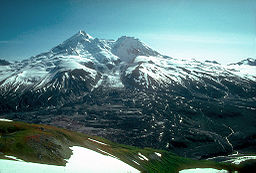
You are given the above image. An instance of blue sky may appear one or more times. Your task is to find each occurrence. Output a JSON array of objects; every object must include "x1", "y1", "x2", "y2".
[{"x1": 0, "y1": 0, "x2": 255, "y2": 64}]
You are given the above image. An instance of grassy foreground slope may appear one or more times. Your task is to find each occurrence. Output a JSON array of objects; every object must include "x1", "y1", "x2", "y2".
[{"x1": 0, "y1": 120, "x2": 244, "y2": 172}]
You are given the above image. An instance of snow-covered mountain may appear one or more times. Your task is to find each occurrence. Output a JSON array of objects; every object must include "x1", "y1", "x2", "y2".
[
  {"x1": 0, "y1": 59, "x2": 11, "y2": 66},
  {"x1": 1, "y1": 31, "x2": 256, "y2": 159},
  {"x1": 0, "y1": 30, "x2": 255, "y2": 93},
  {"x1": 229, "y1": 58, "x2": 256, "y2": 66},
  {"x1": 0, "y1": 31, "x2": 162, "y2": 91}
]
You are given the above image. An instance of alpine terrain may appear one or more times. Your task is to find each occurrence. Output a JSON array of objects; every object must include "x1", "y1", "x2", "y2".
[{"x1": 0, "y1": 30, "x2": 256, "y2": 160}]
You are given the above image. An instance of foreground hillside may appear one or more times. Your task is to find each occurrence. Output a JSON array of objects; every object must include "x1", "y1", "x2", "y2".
[{"x1": 0, "y1": 120, "x2": 250, "y2": 173}]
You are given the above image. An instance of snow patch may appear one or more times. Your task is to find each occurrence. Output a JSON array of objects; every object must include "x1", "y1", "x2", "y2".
[
  {"x1": 155, "y1": 152, "x2": 162, "y2": 157},
  {"x1": 0, "y1": 146, "x2": 139, "y2": 173},
  {"x1": 226, "y1": 64, "x2": 256, "y2": 80},
  {"x1": 132, "y1": 160, "x2": 140, "y2": 165},
  {"x1": 179, "y1": 168, "x2": 228, "y2": 173},
  {"x1": 225, "y1": 155, "x2": 256, "y2": 164},
  {"x1": 88, "y1": 138, "x2": 108, "y2": 145},
  {"x1": 138, "y1": 152, "x2": 149, "y2": 161},
  {"x1": 4, "y1": 155, "x2": 23, "y2": 162},
  {"x1": 66, "y1": 146, "x2": 139, "y2": 172},
  {"x1": 0, "y1": 118, "x2": 13, "y2": 122},
  {"x1": 0, "y1": 159, "x2": 67, "y2": 173},
  {"x1": 97, "y1": 148, "x2": 117, "y2": 159}
]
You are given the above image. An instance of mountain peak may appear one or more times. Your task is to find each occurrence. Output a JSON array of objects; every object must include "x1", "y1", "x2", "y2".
[
  {"x1": 0, "y1": 59, "x2": 11, "y2": 66},
  {"x1": 117, "y1": 36, "x2": 140, "y2": 42},
  {"x1": 51, "y1": 30, "x2": 94, "y2": 53},
  {"x1": 66, "y1": 30, "x2": 94, "y2": 43},
  {"x1": 229, "y1": 58, "x2": 256, "y2": 66},
  {"x1": 205, "y1": 60, "x2": 220, "y2": 65},
  {"x1": 112, "y1": 36, "x2": 160, "y2": 63},
  {"x1": 75, "y1": 30, "x2": 94, "y2": 40}
]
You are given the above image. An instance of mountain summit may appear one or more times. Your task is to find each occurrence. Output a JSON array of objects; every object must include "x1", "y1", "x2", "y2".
[
  {"x1": 51, "y1": 30, "x2": 94, "y2": 54},
  {"x1": 51, "y1": 31, "x2": 158, "y2": 64},
  {"x1": 229, "y1": 58, "x2": 256, "y2": 66},
  {"x1": 67, "y1": 30, "x2": 94, "y2": 42},
  {"x1": 112, "y1": 36, "x2": 159, "y2": 63}
]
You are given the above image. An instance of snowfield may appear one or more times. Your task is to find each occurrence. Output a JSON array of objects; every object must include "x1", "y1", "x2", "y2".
[
  {"x1": 179, "y1": 168, "x2": 228, "y2": 173},
  {"x1": 0, "y1": 118, "x2": 13, "y2": 122},
  {"x1": 0, "y1": 146, "x2": 139, "y2": 173}
]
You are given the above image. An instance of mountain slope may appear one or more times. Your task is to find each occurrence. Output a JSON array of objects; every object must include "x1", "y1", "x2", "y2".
[{"x1": 0, "y1": 31, "x2": 256, "y2": 160}]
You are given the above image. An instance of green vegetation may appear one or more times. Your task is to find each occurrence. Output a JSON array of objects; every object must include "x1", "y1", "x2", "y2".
[{"x1": 0, "y1": 121, "x2": 250, "y2": 172}]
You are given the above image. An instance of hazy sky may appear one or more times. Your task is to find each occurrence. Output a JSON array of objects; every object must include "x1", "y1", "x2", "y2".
[{"x1": 0, "y1": 0, "x2": 255, "y2": 64}]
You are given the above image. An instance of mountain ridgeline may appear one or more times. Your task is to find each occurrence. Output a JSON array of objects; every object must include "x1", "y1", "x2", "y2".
[{"x1": 0, "y1": 31, "x2": 256, "y2": 159}]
